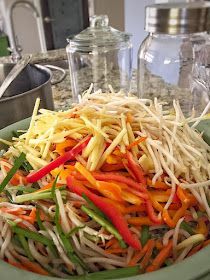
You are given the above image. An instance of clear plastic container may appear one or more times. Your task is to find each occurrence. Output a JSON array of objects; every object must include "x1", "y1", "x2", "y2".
[
  {"x1": 137, "y1": 3, "x2": 210, "y2": 116},
  {"x1": 66, "y1": 15, "x2": 132, "y2": 102}
]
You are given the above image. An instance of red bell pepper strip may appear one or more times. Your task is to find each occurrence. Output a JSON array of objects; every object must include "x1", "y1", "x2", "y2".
[
  {"x1": 126, "y1": 151, "x2": 146, "y2": 185},
  {"x1": 145, "y1": 200, "x2": 162, "y2": 225},
  {"x1": 27, "y1": 136, "x2": 91, "y2": 183},
  {"x1": 73, "y1": 171, "x2": 148, "y2": 197},
  {"x1": 67, "y1": 176, "x2": 142, "y2": 250}
]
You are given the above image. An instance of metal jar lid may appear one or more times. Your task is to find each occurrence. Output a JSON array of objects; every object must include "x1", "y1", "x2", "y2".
[{"x1": 145, "y1": 2, "x2": 210, "y2": 34}]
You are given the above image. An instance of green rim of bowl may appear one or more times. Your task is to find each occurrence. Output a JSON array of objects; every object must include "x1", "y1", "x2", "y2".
[{"x1": 0, "y1": 118, "x2": 210, "y2": 280}]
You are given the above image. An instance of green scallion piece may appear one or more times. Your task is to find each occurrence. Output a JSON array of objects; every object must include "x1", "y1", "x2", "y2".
[
  {"x1": 164, "y1": 259, "x2": 173, "y2": 266},
  {"x1": 14, "y1": 190, "x2": 66, "y2": 203},
  {"x1": 81, "y1": 205, "x2": 126, "y2": 248},
  {"x1": 12, "y1": 234, "x2": 22, "y2": 248},
  {"x1": 9, "y1": 186, "x2": 37, "y2": 193},
  {"x1": 54, "y1": 192, "x2": 87, "y2": 269},
  {"x1": 66, "y1": 226, "x2": 85, "y2": 238},
  {"x1": 0, "y1": 152, "x2": 26, "y2": 193},
  {"x1": 36, "y1": 208, "x2": 46, "y2": 231},
  {"x1": 12, "y1": 130, "x2": 24, "y2": 138},
  {"x1": 180, "y1": 221, "x2": 195, "y2": 235},
  {"x1": 82, "y1": 194, "x2": 106, "y2": 219},
  {"x1": 84, "y1": 232, "x2": 100, "y2": 243},
  {"x1": 55, "y1": 203, "x2": 73, "y2": 253},
  {"x1": 21, "y1": 160, "x2": 33, "y2": 172},
  {"x1": 17, "y1": 233, "x2": 34, "y2": 261},
  {"x1": 11, "y1": 225, "x2": 53, "y2": 247},
  {"x1": 51, "y1": 174, "x2": 59, "y2": 202},
  {"x1": 140, "y1": 225, "x2": 151, "y2": 247},
  {"x1": 5, "y1": 190, "x2": 14, "y2": 203}
]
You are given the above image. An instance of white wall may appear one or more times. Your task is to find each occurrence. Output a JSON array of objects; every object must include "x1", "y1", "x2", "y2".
[
  {"x1": 94, "y1": 0, "x2": 124, "y2": 31},
  {"x1": 124, "y1": 0, "x2": 155, "y2": 68}
]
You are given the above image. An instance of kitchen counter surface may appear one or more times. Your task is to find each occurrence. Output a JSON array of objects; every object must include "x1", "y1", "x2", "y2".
[{"x1": 0, "y1": 49, "x2": 138, "y2": 111}]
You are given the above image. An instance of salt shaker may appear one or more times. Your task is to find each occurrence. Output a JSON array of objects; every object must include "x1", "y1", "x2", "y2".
[
  {"x1": 137, "y1": 2, "x2": 210, "y2": 116},
  {"x1": 66, "y1": 15, "x2": 132, "y2": 102}
]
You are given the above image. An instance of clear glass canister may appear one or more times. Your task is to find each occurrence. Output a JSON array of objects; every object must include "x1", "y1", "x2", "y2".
[
  {"x1": 137, "y1": 2, "x2": 210, "y2": 116},
  {"x1": 66, "y1": 15, "x2": 132, "y2": 102}
]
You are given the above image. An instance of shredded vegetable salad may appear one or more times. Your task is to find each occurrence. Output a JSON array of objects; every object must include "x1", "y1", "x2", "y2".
[{"x1": 0, "y1": 89, "x2": 210, "y2": 278}]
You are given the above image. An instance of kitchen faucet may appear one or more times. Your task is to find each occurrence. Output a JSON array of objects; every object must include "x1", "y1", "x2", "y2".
[{"x1": 7, "y1": 0, "x2": 40, "y2": 62}]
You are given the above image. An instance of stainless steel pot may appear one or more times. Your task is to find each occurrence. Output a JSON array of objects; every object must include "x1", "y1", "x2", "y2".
[{"x1": 0, "y1": 63, "x2": 66, "y2": 129}]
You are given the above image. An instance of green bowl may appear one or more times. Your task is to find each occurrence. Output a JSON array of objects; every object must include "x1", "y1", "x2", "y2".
[{"x1": 0, "y1": 118, "x2": 210, "y2": 280}]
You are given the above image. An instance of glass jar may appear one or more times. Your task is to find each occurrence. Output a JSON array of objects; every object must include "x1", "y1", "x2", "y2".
[
  {"x1": 66, "y1": 15, "x2": 132, "y2": 102},
  {"x1": 137, "y1": 2, "x2": 210, "y2": 116}
]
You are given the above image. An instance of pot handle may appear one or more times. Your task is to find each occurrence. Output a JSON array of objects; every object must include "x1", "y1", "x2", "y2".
[{"x1": 44, "y1": 64, "x2": 67, "y2": 85}]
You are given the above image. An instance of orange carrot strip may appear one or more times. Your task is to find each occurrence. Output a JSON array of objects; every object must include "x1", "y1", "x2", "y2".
[
  {"x1": 39, "y1": 209, "x2": 51, "y2": 222},
  {"x1": 18, "y1": 207, "x2": 37, "y2": 225},
  {"x1": 17, "y1": 222, "x2": 28, "y2": 229},
  {"x1": 140, "y1": 239, "x2": 155, "y2": 269},
  {"x1": 29, "y1": 207, "x2": 36, "y2": 222},
  {"x1": 146, "y1": 240, "x2": 173, "y2": 272},
  {"x1": 123, "y1": 205, "x2": 146, "y2": 214},
  {"x1": 2, "y1": 161, "x2": 27, "y2": 186},
  {"x1": 64, "y1": 165, "x2": 75, "y2": 171},
  {"x1": 127, "y1": 137, "x2": 147, "y2": 151},
  {"x1": 20, "y1": 259, "x2": 49, "y2": 275},
  {"x1": 71, "y1": 200, "x2": 85, "y2": 207},
  {"x1": 105, "y1": 248, "x2": 127, "y2": 254},
  {"x1": 18, "y1": 215, "x2": 34, "y2": 224},
  {"x1": 128, "y1": 239, "x2": 151, "y2": 266},
  {"x1": 155, "y1": 240, "x2": 163, "y2": 250},
  {"x1": 188, "y1": 244, "x2": 202, "y2": 257},
  {"x1": 0, "y1": 207, "x2": 25, "y2": 215},
  {"x1": 11, "y1": 172, "x2": 27, "y2": 186},
  {"x1": 203, "y1": 240, "x2": 210, "y2": 247},
  {"x1": 34, "y1": 182, "x2": 63, "y2": 193},
  {"x1": 56, "y1": 139, "x2": 77, "y2": 155},
  {"x1": 172, "y1": 203, "x2": 189, "y2": 224},
  {"x1": 105, "y1": 238, "x2": 118, "y2": 249},
  {"x1": 147, "y1": 178, "x2": 169, "y2": 190},
  {"x1": 127, "y1": 216, "x2": 154, "y2": 226},
  {"x1": 196, "y1": 218, "x2": 208, "y2": 236},
  {"x1": 8, "y1": 260, "x2": 30, "y2": 272}
]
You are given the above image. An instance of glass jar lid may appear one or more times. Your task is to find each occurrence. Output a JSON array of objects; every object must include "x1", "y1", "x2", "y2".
[{"x1": 69, "y1": 15, "x2": 131, "y2": 48}]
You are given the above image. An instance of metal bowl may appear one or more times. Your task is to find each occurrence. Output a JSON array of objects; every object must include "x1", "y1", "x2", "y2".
[{"x1": 0, "y1": 63, "x2": 57, "y2": 129}]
